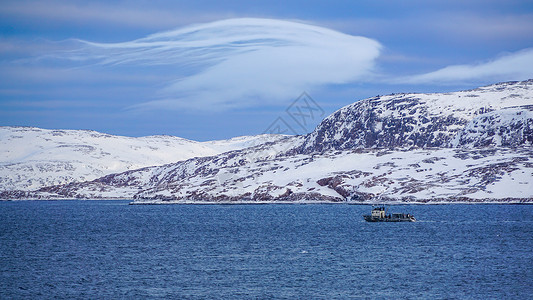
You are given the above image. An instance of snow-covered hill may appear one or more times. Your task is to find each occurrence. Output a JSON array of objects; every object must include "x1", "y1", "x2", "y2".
[
  {"x1": 297, "y1": 80, "x2": 533, "y2": 152},
  {"x1": 2, "y1": 80, "x2": 533, "y2": 202},
  {"x1": 0, "y1": 127, "x2": 285, "y2": 191},
  {"x1": 35, "y1": 147, "x2": 532, "y2": 203}
]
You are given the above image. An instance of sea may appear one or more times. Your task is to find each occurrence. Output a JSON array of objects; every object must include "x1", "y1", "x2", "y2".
[{"x1": 1, "y1": 201, "x2": 532, "y2": 299}]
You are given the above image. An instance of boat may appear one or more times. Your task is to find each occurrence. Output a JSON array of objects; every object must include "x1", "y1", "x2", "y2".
[{"x1": 363, "y1": 205, "x2": 416, "y2": 222}]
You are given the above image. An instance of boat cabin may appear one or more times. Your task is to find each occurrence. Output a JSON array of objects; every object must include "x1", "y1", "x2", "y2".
[{"x1": 371, "y1": 206, "x2": 386, "y2": 218}]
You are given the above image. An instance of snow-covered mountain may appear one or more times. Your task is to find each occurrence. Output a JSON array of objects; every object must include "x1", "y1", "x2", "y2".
[
  {"x1": 297, "y1": 80, "x2": 533, "y2": 152},
  {"x1": 0, "y1": 127, "x2": 285, "y2": 191},
  {"x1": 2, "y1": 80, "x2": 533, "y2": 202},
  {"x1": 31, "y1": 144, "x2": 532, "y2": 202}
]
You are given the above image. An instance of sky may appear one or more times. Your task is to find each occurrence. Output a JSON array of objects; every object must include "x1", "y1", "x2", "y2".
[{"x1": 1, "y1": 0, "x2": 532, "y2": 141}]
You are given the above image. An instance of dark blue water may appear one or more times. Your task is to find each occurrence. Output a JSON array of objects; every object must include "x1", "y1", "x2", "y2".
[{"x1": 1, "y1": 201, "x2": 532, "y2": 299}]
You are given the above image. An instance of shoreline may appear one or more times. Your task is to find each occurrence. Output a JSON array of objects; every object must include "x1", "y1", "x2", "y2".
[
  {"x1": 129, "y1": 200, "x2": 533, "y2": 205},
  {"x1": 3, "y1": 199, "x2": 530, "y2": 205},
  {"x1": 1, "y1": 197, "x2": 531, "y2": 205}
]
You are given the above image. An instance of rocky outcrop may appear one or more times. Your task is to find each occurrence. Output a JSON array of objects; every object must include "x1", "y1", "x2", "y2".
[{"x1": 453, "y1": 106, "x2": 533, "y2": 148}]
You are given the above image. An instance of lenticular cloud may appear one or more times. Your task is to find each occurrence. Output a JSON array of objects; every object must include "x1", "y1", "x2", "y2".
[{"x1": 65, "y1": 18, "x2": 381, "y2": 110}]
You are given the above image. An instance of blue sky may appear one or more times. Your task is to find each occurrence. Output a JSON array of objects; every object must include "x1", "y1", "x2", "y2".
[{"x1": 1, "y1": 0, "x2": 532, "y2": 140}]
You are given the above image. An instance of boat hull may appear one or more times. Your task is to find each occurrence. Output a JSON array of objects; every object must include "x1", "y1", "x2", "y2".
[{"x1": 363, "y1": 215, "x2": 416, "y2": 222}]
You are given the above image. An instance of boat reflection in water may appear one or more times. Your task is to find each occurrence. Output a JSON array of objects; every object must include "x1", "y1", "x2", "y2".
[{"x1": 363, "y1": 206, "x2": 416, "y2": 222}]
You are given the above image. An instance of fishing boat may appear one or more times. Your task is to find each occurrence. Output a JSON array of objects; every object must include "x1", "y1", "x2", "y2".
[{"x1": 363, "y1": 205, "x2": 416, "y2": 222}]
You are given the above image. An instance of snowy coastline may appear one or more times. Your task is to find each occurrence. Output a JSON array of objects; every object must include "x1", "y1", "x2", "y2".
[{"x1": 2, "y1": 80, "x2": 532, "y2": 203}]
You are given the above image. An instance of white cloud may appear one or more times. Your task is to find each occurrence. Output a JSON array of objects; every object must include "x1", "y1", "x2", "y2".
[
  {"x1": 399, "y1": 48, "x2": 533, "y2": 84},
  {"x1": 56, "y1": 18, "x2": 382, "y2": 110}
]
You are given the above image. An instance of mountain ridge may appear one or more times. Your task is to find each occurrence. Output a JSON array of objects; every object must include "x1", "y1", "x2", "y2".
[
  {"x1": 297, "y1": 79, "x2": 533, "y2": 153},
  {"x1": 2, "y1": 79, "x2": 533, "y2": 202},
  {"x1": 0, "y1": 126, "x2": 286, "y2": 191}
]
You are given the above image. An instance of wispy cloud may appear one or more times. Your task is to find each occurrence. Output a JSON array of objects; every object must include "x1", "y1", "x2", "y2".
[
  {"x1": 399, "y1": 48, "x2": 533, "y2": 84},
  {"x1": 54, "y1": 18, "x2": 382, "y2": 110}
]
